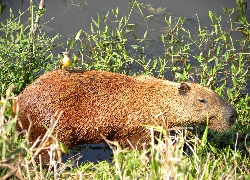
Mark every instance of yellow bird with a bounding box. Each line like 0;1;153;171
60;52;72;69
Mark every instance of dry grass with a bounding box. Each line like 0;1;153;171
0;85;70;179
0;85;248;179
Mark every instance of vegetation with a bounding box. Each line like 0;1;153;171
0;0;249;179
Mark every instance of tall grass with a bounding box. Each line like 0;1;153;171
1;92;249;179
0;0;249;179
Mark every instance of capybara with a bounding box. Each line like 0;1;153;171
13;69;237;150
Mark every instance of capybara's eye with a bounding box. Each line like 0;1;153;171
197;98;207;103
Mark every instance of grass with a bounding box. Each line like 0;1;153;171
0;0;249;179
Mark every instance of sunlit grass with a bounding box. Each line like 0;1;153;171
0;0;249;179
1;91;248;179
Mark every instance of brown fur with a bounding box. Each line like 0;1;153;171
13;69;237;150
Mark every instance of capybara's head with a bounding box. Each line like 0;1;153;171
180;82;237;132
14;70;237;152
134;75;237;132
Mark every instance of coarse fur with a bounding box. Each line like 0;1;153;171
13;69;237;150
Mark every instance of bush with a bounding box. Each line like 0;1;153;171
0;0;249;179
0;7;59;95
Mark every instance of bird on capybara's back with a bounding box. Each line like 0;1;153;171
13;69;237;149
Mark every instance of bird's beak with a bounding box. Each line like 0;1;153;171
60;52;69;55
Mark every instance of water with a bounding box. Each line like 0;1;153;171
0;0;240;56
63;144;113;164
1;0;249;164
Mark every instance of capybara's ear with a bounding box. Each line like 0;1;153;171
178;83;191;95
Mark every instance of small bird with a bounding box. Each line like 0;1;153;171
59;52;72;69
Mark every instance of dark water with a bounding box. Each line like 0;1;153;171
1;0;249;164
63;144;113;164
0;0;240;56
1;0;247;61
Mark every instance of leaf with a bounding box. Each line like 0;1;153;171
60;142;70;154
208;143;217;153
143;30;148;39
201;123;208;146
209;11;214;24
130;45;139;50
75;29;82;40
91;15;99;28
4;118;16;134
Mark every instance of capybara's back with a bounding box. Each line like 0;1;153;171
14;69;237;149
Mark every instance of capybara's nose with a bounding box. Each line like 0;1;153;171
229;107;237;126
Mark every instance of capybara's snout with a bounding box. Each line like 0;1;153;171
228;106;237;126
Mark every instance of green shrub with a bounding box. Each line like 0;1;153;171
0;7;59;95
0;0;249;179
